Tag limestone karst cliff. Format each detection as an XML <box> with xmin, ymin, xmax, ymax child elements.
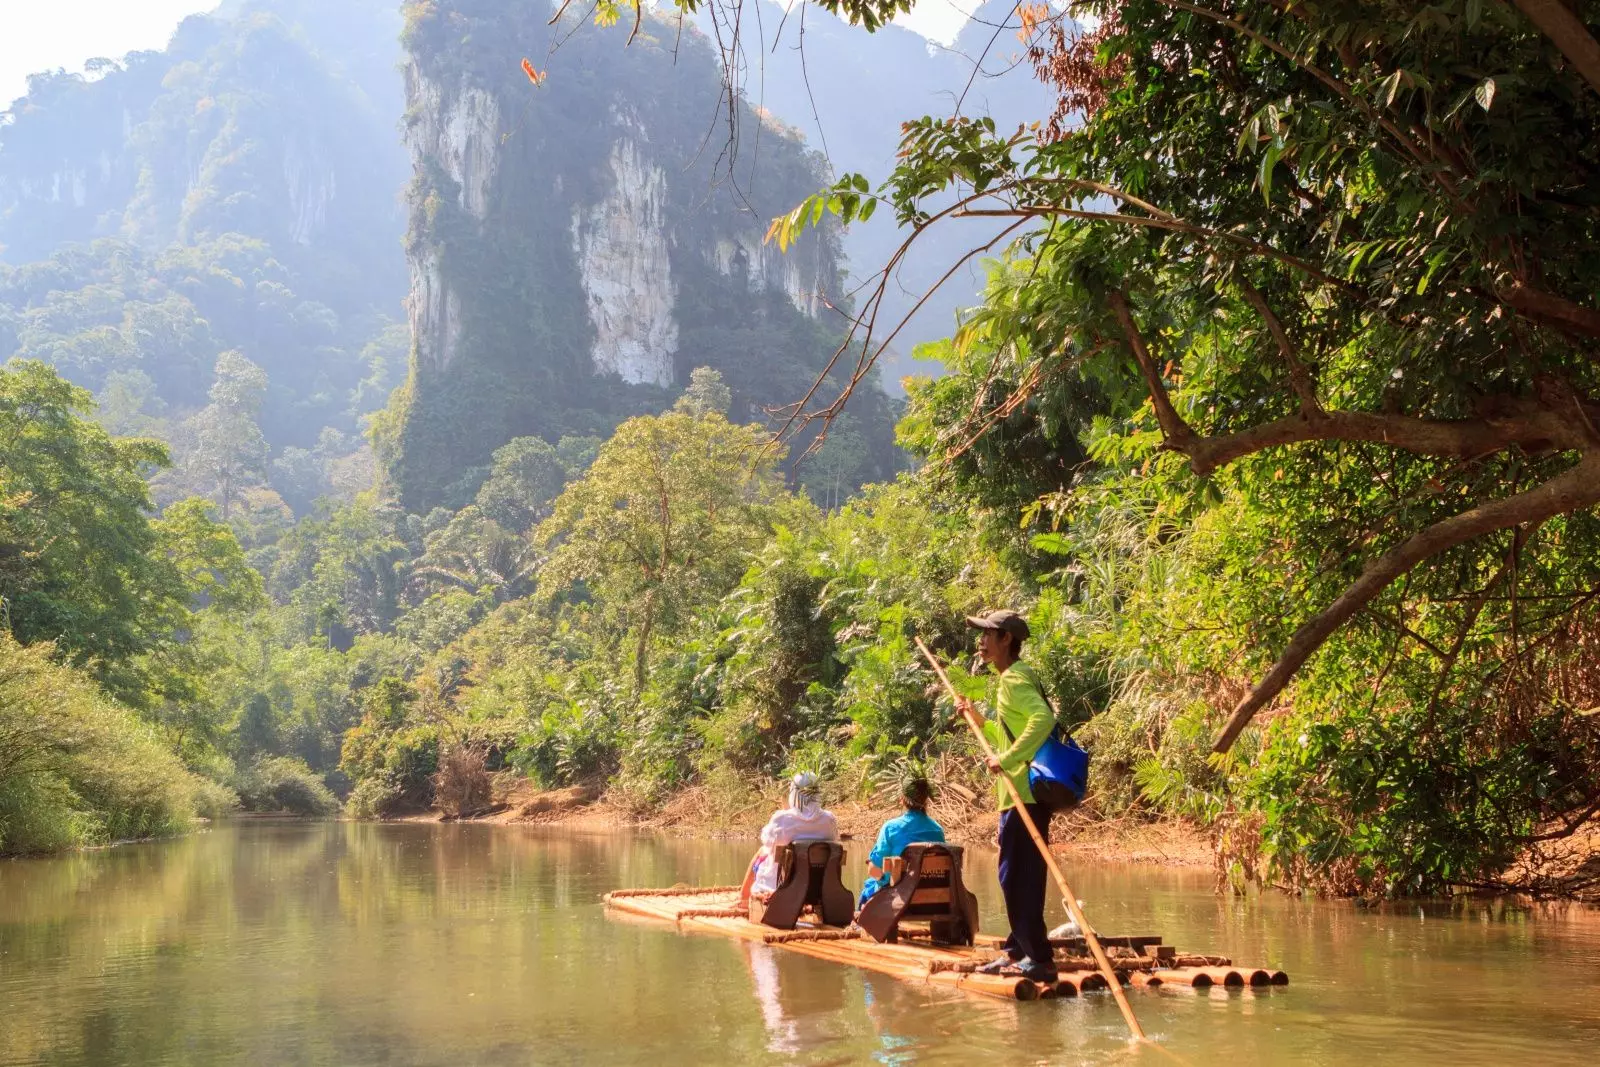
<box><xmin>381</xmin><ymin>0</ymin><xmax>890</xmax><ymax>512</ymax></box>
<box><xmin>2</xmin><ymin>0</ymin><xmax>903</xmax><ymax>516</ymax></box>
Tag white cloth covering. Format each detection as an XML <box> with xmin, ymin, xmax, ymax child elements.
<box><xmin>750</xmin><ymin>805</ymin><xmax>839</xmax><ymax>896</ymax></box>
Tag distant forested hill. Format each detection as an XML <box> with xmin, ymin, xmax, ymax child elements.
<box><xmin>0</xmin><ymin>0</ymin><xmax>409</xmax><ymax>517</ymax></box>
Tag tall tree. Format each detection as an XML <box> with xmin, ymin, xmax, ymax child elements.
<box><xmin>181</xmin><ymin>350</ymin><xmax>270</xmax><ymax>519</ymax></box>
<box><xmin>776</xmin><ymin>0</ymin><xmax>1600</xmax><ymax>746</ymax></box>
<box><xmin>0</xmin><ymin>360</ymin><xmax>258</xmax><ymax>705</ymax></box>
<box><xmin>538</xmin><ymin>410</ymin><xmax>788</xmax><ymax>690</ymax></box>
<box><xmin>473</xmin><ymin>437</ymin><xmax>568</xmax><ymax>533</ymax></box>
<box><xmin>799</xmin><ymin>413</ymin><xmax>868</xmax><ymax>512</ymax></box>
<box><xmin>0</xmin><ymin>360</ymin><xmax>174</xmax><ymax>699</ymax></box>
<box><xmin>737</xmin><ymin>0</ymin><xmax>1600</xmax><ymax>887</ymax></box>
<box><xmin>674</xmin><ymin>366</ymin><xmax>734</xmax><ymax>418</ymax></box>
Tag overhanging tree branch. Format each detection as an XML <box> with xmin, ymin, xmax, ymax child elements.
<box><xmin>1496</xmin><ymin>280</ymin><xmax>1600</xmax><ymax>340</ymax></box>
<box><xmin>1213</xmin><ymin>452</ymin><xmax>1600</xmax><ymax>752</ymax></box>
<box><xmin>1176</xmin><ymin>401</ymin><xmax>1591</xmax><ymax>476</ymax></box>
<box><xmin>1107</xmin><ymin>289</ymin><xmax>1198</xmax><ymax>445</ymax></box>
<box><xmin>1238</xmin><ymin>279</ymin><xmax>1322</xmax><ymax>416</ymax></box>
<box><xmin>955</xmin><ymin>205</ymin><xmax>1351</xmax><ymax>290</ymax></box>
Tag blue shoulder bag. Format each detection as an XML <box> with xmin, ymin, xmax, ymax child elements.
<box><xmin>999</xmin><ymin>691</ymin><xmax>1090</xmax><ymax>813</ymax></box>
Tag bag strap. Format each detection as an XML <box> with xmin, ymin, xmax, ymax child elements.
<box><xmin>995</xmin><ymin>666</ymin><xmax>1062</xmax><ymax>751</ymax></box>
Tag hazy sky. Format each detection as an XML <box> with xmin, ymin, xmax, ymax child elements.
<box><xmin>0</xmin><ymin>0</ymin><xmax>972</xmax><ymax>109</ymax></box>
<box><xmin>0</xmin><ymin>0</ymin><xmax>219</xmax><ymax>107</ymax></box>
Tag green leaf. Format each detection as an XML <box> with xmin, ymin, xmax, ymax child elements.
<box><xmin>1380</xmin><ymin>69</ymin><xmax>1404</xmax><ymax>107</ymax></box>
<box><xmin>1030</xmin><ymin>532</ymin><xmax>1073</xmax><ymax>556</ymax></box>
<box><xmin>1258</xmin><ymin>142</ymin><xmax>1282</xmax><ymax>205</ymax></box>
<box><xmin>1474</xmin><ymin>77</ymin><xmax>1496</xmax><ymax>111</ymax></box>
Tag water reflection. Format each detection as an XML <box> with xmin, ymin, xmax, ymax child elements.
<box><xmin>739</xmin><ymin>942</ymin><xmax>856</xmax><ymax>1056</ymax></box>
<box><xmin>2</xmin><ymin>823</ymin><xmax>1599</xmax><ymax>1066</ymax></box>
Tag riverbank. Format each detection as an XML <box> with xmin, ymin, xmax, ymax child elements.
<box><xmin>396</xmin><ymin>775</ymin><xmax>1216</xmax><ymax>870</ymax></box>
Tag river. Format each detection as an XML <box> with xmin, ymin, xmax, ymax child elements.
<box><xmin>1</xmin><ymin>822</ymin><xmax>1596</xmax><ymax>1065</ymax></box>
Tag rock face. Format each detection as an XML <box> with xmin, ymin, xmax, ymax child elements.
<box><xmin>402</xmin><ymin>51</ymin><xmax>834</xmax><ymax>389</ymax></box>
<box><xmin>405</xmin><ymin>66</ymin><xmax>502</xmax><ymax>224</ymax></box>
<box><xmin>402</xmin><ymin>60</ymin><xmax>504</xmax><ymax>375</ymax></box>
<box><xmin>712</xmin><ymin>232</ymin><xmax>828</xmax><ymax>319</ymax></box>
<box><xmin>571</xmin><ymin>134</ymin><xmax>678</xmax><ymax>387</ymax></box>
<box><xmin>388</xmin><ymin>4</ymin><xmax>847</xmax><ymax>511</ymax></box>
<box><xmin>282</xmin><ymin>139</ymin><xmax>339</xmax><ymax>247</ymax></box>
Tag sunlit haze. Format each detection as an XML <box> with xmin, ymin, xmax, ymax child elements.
<box><xmin>0</xmin><ymin>0</ymin><xmax>975</xmax><ymax>111</ymax></box>
<box><xmin>0</xmin><ymin>0</ymin><xmax>219</xmax><ymax>107</ymax></box>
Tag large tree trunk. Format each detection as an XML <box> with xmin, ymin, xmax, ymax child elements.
<box><xmin>633</xmin><ymin>588</ymin><xmax>655</xmax><ymax>695</ymax></box>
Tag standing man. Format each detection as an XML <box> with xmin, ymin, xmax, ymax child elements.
<box><xmin>955</xmin><ymin>609</ymin><xmax>1058</xmax><ymax>983</ymax></box>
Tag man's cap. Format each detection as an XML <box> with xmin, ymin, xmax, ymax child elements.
<box><xmin>964</xmin><ymin>609</ymin><xmax>1031</xmax><ymax>641</ymax></box>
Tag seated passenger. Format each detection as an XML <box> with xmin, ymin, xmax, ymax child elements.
<box><xmin>857</xmin><ymin>777</ymin><xmax>945</xmax><ymax>909</ymax></box>
<box><xmin>738</xmin><ymin>771</ymin><xmax>839</xmax><ymax>905</ymax></box>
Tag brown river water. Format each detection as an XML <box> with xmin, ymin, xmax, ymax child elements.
<box><xmin>2</xmin><ymin>821</ymin><xmax>1598</xmax><ymax>1065</ymax></box>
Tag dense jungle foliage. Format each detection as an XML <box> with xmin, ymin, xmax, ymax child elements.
<box><xmin>7</xmin><ymin>0</ymin><xmax>1600</xmax><ymax>904</ymax></box>
<box><xmin>763</xmin><ymin>0</ymin><xmax>1600</xmax><ymax>893</ymax></box>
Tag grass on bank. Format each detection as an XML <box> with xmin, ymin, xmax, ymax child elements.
<box><xmin>0</xmin><ymin>634</ymin><xmax>234</xmax><ymax>856</ymax></box>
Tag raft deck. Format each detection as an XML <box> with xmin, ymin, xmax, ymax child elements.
<box><xmin>604</xmin><ymin>886</ymin><xmax>1288</xmax><ymax>1002</ymax></box>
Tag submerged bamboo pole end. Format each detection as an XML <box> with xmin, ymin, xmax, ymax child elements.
<box><xmin>1157</xmin><ymin>968</ymin><xmax>1215</xmax><ymax>989</ymax></box>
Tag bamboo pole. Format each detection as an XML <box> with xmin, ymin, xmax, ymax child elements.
<box><xmin>915</xmin><ymin>637</ymin><xmax>1148</xmax><ymax>1043</ymax></box>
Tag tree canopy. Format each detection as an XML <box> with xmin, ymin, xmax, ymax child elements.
<box><xmin>778</xmin><ymin>0</ymin><xmax>1600</xmax><ymax>735</ymax></box>
<box><xmin>1</xmin><ymin>360</ymin><xmax>263</xmax><ymax>707</ymax></box>
<box><xmin>538</xmin><ymin>406</ymin><xmax>789</xmax><ymax>689</ymax></box>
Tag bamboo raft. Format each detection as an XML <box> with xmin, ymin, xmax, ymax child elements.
<box><xmin>604</xmin><ymin>886</ymin><xmax>1289</xmax><ymax>1002</ymax></box>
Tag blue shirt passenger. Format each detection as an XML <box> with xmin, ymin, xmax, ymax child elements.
<box><xmin>858</xmin><ymin>805</ymin><xmax>945</xmax><ymax>908</ymax></box>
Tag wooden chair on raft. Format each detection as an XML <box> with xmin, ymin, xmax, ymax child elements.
<box><xmin>856</xmin><ymin>842</ymin><xmax>980</xmax><ymax>946</ymax></box>
<box><xmin>749</xmin><ymin>839</ymin><xmax>855</xmax><ymax>929</ymax></box>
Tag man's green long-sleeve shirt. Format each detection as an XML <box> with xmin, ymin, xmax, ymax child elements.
<box><xmin>981</xmin><ymin>661</ymin><xmax>1056</xmax><ymax>811</ymax></box>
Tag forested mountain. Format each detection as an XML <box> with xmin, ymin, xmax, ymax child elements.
<box><xmin>1</xmin><ymin>0</ymin><xmax>1030</xmax><ymax>516</ymax></box>
<box><xmin>381</xmin><ymin>1</ymin><xmax>901</xmax><ymax>512</ymax></box>
<box><xmin>0</xmin><ymin>0</ymin><xmax>410</xmax><ymax>519</ymax></box>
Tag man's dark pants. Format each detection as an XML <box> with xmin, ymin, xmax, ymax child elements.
<box><xmin>997</xmin><ymin>801</ymin><xmax>1052</xmax><ymax>965</ymax></box>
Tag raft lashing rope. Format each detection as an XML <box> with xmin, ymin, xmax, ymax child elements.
<box><xmin>601</xmin><ymin>887</ymin><xmax>1289</xmax><ymax>1002</ymax></box>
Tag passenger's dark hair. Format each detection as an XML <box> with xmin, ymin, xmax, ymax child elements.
<box><xmin>902</xmin><ymin>777</ymin><xmax>934</xmax><ymax>811</ymax></box>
